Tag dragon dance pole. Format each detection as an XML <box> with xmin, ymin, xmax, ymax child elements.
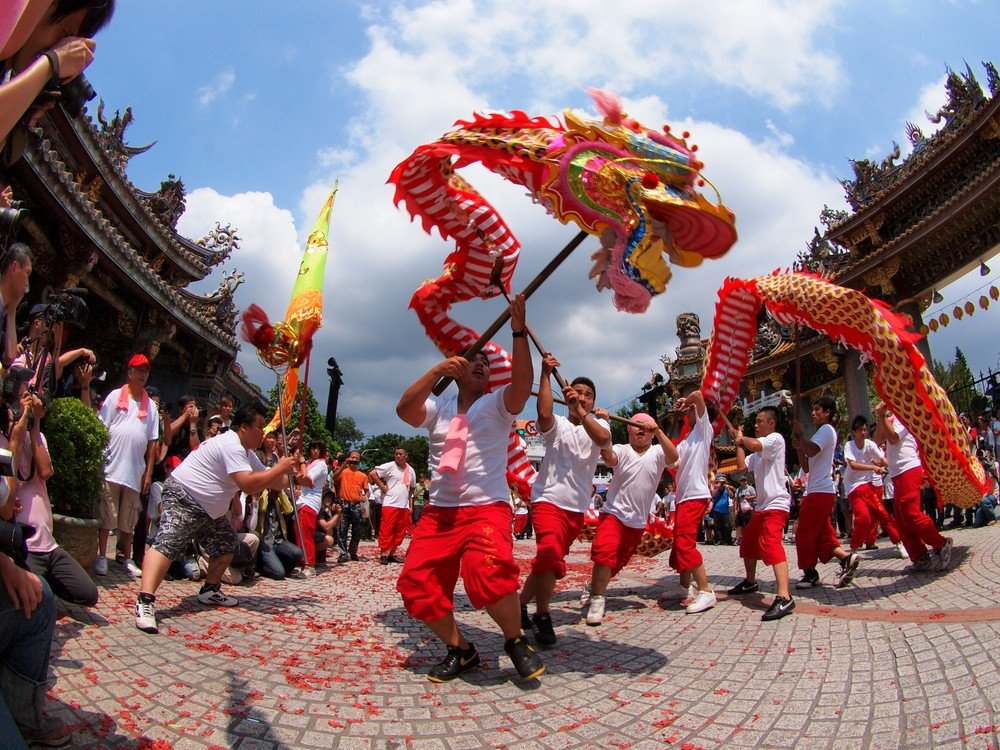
<box><xmin>299</xmin><ymin>351</ymin><xmax>311</xmax><ymax>439</ymax></box>
<box><xmin>274</xmin><ymin>369</ymin><xmax>307</xmax><ymax>566</ymax></box>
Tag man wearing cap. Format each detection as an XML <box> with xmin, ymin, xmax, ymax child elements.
<box><xmin>16</xmin><ymin>302</ymin><xmax>95</xmax><ymax>396</ymax></box>
<box><xmin>96</xmin><ymin>354</ymin><xmax>159</xmax><ymax>577</ymax></box>
<box><xmin>583</xmin><ymin>411</ymin><xmax>678</xmax><ymax>626</ymax></box>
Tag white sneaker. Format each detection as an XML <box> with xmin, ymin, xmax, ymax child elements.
<box><xmin>196</xmin><ymin>585</ymin><xmax>238</xmax><ymax>607</ymax></box>
<box><xmin>685</xmin><ymin>589</ymin><xmax>717</xmax><ymax>614</ymax></box>
<box><xmin>124</xmin><ymin>559</ymin><xmax>142</xmax><ymax>578</ymax></box>
<box><xmin>94</xmin><ymin>556</ymin><xmax>108</xmax><ymax>576</ymax></box>
<box><xmin>933</xmin><ymin>537</ymin><xmax>953</xmax><ymax>571</ymax></box>
<box><xmin>134</xmin><ymin>599</ymin><xmax>158</xmax><ymax>633</ymax></box>
<box><xmin>580</xmin><ymin>582</ymin><xmax>592</xmax><ymax>607</ymax></box>
<box><xmin>895</xmin><ymin>543</ymin><xmax>907</xmax><ymax>559</ymax></box>
<box><xmin>293</xmin><ymin>566</ymin><xmax>317</xmax><ymax>579</ymax></box>
<box><xmin>585</xmin><ymin>595</ymin><xmax>606</xmax><ymax>626</ymax></box>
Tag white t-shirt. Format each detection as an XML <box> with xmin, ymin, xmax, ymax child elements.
<box><xmin>674</xmin><ymin>407</ymin><xmax>713</xmax><ymax>504</ymax></box>
<box><xmin>804</xmin><ymin>423</ymin><xmax>837</xmax><ymax>495</ymax></box>
<box><xmin>843</xmin><ymin>439</ymin><xmax>884</xmax><ymax>496</ymax></box>
<box><xmin>885</xmin><ymin>414</ymin><xmax>921</xmax><ymax>477</ymax></box>
<box><xmin>423</xmin><ymin>388</ymin><xmax>516</xmax><ymax>507</ymax></box>
<box><xmin>746</xmin><ymin>432</ymin><xmax>791</xmax><ymax>512</ymax></box>
<box><xmin>737</xmin><ymin>484</ymin><xmax>757</xmax><ymax>511</ymax></box>
<box><xmin>531</xmin><ymin>414</ymin><xmax>610</xmax><ymax>513</ymax></box>
<box><xmin>171</xmin><ymin>430</ymin><xmax>266</xmax><ymax>518</ymax></box>
<box><xmin>99</xmin><ymin>386</ymin><xmax>160</xmax><ymax>491</ymax></box>
<box><xmin>602</xmin><ymin>444</ymin><xmax>666</xmax><ymax>529</ymax></box>
<box><xmin>376</xmin><ymin>461</ymin><xmax>414</xmax><ymax>510</ymax></box>
<box><xmin>297</xmin><ymin>459</ymin><xmax>328</xmax><ymax>513</ymax></box>
<box><xmin>665</xmin><ymin>491</ymin><xmax>676</xmax><ymax>513</ymax></box>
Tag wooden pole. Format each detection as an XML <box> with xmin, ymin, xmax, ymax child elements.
<box><xmin>432</xmin><ymin>230</ymin><xmax>588</xmax><ymax>395</ymax></box>
<box><xmin>529</xmin><ymin>390</ymin><xmax>656</xmax><ymax>429</ymax></box>
<box><xmin>299</xmin><ymin>351</ymin><xmax>310</xmax><ymax>439</ymax></box>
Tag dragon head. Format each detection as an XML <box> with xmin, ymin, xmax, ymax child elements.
<box><xmin>539</xmin><ymin>89</ymin><xmax>737</xmax><ymax>313</ymax></box>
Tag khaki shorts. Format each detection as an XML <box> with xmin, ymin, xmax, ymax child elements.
<box><xmin>99</xmin><ymin>481</ymin><xmax>141</xmax><ymax>532</ymax></box>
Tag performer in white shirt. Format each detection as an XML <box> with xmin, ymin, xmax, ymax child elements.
<box><xmin>843</xmin><ymin>415</ymin><xmax>904</xmax><ymax>557</ymax></box>
<box><xmin>790</xmin><ymin>397</ymin><xmax>860</xmax><ymax>589</ymax></box>
<box><xmin>728</xmin><ymin>407</ymin><xmax>795</xmax><ymax>621</ymax></box>
<box><xmin>520</xmin><ymin>354</ymin><xmax>610</xmax><ymax>646</ymax></box>
<box><xmin>370</xmin><ymin>447</ymin><xmax>415</xmax><ymax>565</ymax></box>
<box><xmin>582</xmin><ymin>412</ymin><xmax>678</xmax><ymax>626</ymax></box>
<box><xmin>873</xmin><ymin>402</ymin><xmax>953</xmax><ymax>572</ymax></box>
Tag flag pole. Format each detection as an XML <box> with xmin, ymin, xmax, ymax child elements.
<box><xmin>275</xmin><ymin>369</ymin><xmax>307</xmax><ymax>566</ymax></box>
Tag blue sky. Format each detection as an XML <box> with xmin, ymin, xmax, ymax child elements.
<box><xmin>82</xmin><ymin>1</ymin><xmax>1000</xmax><ymax>436</ymax></box>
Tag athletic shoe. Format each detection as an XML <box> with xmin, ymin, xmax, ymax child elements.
<box><xmin>795</xmin><ymin>568</ymin><xmax>820</xmax><ymax>589</ymax></box>
<box><xmin>836</xmin><ymin>552</ymin><xmax>861</xmax><ymax>588</ymax></box>
<box><xmin>337</xmin><ymin>553</ymin><xmax>350</xmax><ymax>563</ymax></box>
<box><xmin>580</xmin><ymin>581</ymin><xmax>592</xmax><ymax>607</ymax></box>
<box><xmin>531</xmin><ymin>612</ymin><xmax>557</xmax><ymax>647</ymax></box>
<box><xmin>379</xmin><ymin>556</ymin><xmax>390</xmax><ymax>565</ymax></box>
<box><xmin>906</xmin><ymin>554</ymin><xmax>934</xmax><ymax>573</ymax></box>
<box><xmin>685</xmin><ymin>589</ymin><xmax>717</xmax><ymax>614</ymax></box>
<box><xmin>504</xmin><ymin>636</ymin><xmax>545</xmax><ymax>679</ymax></box>
<box><xmin>196</xmin><ymin>584</ymin><xmax>238</xmax><ymax>607</ymax></box>
<box><xmin>520</xmin><ymin>605</ymin><xmax>532</xmax><ymax>631</ymax></box>
<box><xmin>298</xmin><ymin>566</ymin><xmax>317</xmax><ymax>578</ymax></box>
<box><xmin>726</xmin><ymin>579</ymin><xmax>760</xmax><ymax>596</ymax></box>
<box><xmin>22</xmin><ymin>719</ymin><xmax>72</xmax><ymax>747</ymax></box>
<box><xmin>388</xmin><ymin>555</ymin><xmax>406</xmax><ymax>564</ymax></box>
<box><xmin>761</xmin><ymin>596</ymin><xmax>795</xmax><ymax>621</ymax></box>
<box><xmin>114</xmin><ymin>551</ymin><xmax>125</xmax><ymax>565</ymax></box>
<box><xmin>933</xmin><ymin>537</ymin><xmax>953</xmax><ymax>571</ymax></box>
<box><xmin>124</xmin><ymin>559</ymin><xmax>142</xmax><ymax>578</ymax></box>
<box><xmin>135</xmin><ymin>598</ymin><xmax>158</xmax><ymax>634</ymax></box>
<box><xmin>895</xmin><ymin>543</ymin><xmax>907</xmax><ymax>559</ymax></box>
<box><xmin>585</xmin><ymin>595</ymin><xmax>606</xmax><ymax>626</ymax></box>
<box><xmin>94</xmin><ymin>556</ymin><xmax>108</xmax><ymax>576</ymax></box>
<box><xmin>660</xmin><ymin>583</ymin><xmax>694</xmax><ymax>601</ymax></box>
<box><xmin>427</xmin><ymin>643</ymin><xmax>480</xmax><ymax>683</ymax></box>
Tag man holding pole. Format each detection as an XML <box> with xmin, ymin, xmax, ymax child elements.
<box><xmin>519</xmin><ymin>354</ymin><xmax>610</xmax><ymax>646</ymax></box>
<box><xmin>134</xmin><ymin>403</ymin><xmax>297</xmax><ymax>634</ymax></box>
<box><xmin>395</xmin><ymin>294</ymin><xmax>545</xmax><ymax>683</ymax></box>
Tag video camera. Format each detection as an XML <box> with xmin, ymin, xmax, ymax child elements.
<box><xmin>38</xmin><ymin>287</ymin><xmax>89</xmax><ymax>328</ymax></box>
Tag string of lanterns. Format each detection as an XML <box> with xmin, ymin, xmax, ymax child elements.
<box><xmin>922</xmin><ymin>285</ymin><xmax>1000</xmax><ymax>333</ymax></box>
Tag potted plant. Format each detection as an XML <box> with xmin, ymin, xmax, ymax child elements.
<box><xmin>44</xmin><ymin>397</ymin><xmax>109</xmax><ymax>567</ymax></box>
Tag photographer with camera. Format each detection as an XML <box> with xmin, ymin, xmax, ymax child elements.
<box><xmin>1</xmin><ymin>0</ymin><xmax>115</xmax><ymax>162</ymax></box>
<box><xmin>0</xmin><ymin>243</ymin><xmax>31</xmax><ymax>368</ymax></box>
<box><xmin>15</xmin><ymin>301</ymin><xmax>94</xmax><ymax>395</ymax></box>
<box><xmin>95</xmin><ymin>353</ymin><xmax>158</xmax><ymax>577</ymax></box>
<box><xmin>0</xmin><ymin>389</ymin><xmax>98</xmax><ymax>608</ymax></box>
<box><xmin>163</xmin><ymin>395</ymin><xmax>202</xmax><ymax>462</ymax></box>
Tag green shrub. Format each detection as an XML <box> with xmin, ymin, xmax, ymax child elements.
<box><xmin>44</xmin><ymin>398</ymin><xmax>109</xmax><ymax>519</ymax></box>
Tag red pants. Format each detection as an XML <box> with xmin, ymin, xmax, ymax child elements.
<box><xmin>513</xmin><ymin>512</ymin><xmax>530</xmax><ymax>535</ymax></box>
<box><xmin>892</xmin><ymin>467</ymin><xmax>946</xmax><ymax>561</ymax></box>
<box><xmin>379</xmin><ymin>505</ymin><xmax>409</xmax><ymax>555</ymax></box>
<box><xmin>669</xmin><ymin>498</ymin><xmax>709</xmax><ymax>573</ymax></box>
<box><xmin>590</xmin><ymin>513</ymin><xmax>644</xmax><ymax>577</ymax></box>
<box><xmin>529</xmin><ymin>501</ymin><xmax>584</xmax><ymax>579</ymax></box>
<box><xmin>396</xmin><ymin>502</ymin><xmax>519</xmax><ymax>622</ymax></box>
<box><xmin>795</xmin><ymin>492</ymin><xmax>839</xmax><ymax>571</ymax></box>
<box><xmin>296</xmin><ymin>505</ymin><xmax>318</xmax><ymax>566</ymax></box>
<box><xmin>739</xmin><ymin>509</ymin><xmax>789</xmax><ymax>566</ymax></box>
<box><xmin>849</xmin><ymin>484</ymin><xmax>900</xmax><ymax>549</ymax></box>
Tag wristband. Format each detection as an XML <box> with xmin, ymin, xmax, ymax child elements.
<box><xmin>42</xmin><ymin>50</ymin><xmax>60</xmax><ymax>86</ymax></box>
<box><xmin>512</xmin><ymin>329</ymin><xmax>526</xmax><ymax>338</ymax></box>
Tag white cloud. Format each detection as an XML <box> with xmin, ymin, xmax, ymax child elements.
<box><xmin>196</xmin><ymin>70</ymin><xmax>236</xmax><ymax>108</ymax></box>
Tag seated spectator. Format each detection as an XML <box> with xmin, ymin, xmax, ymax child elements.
<box><xmin>314</xmin><ymin>491</ymin><xmax>340</xmax><ymax>566</ymax></box>
<box><xmin>255</xmin><ymin>432</ymin><xmax>302</xmax><ymax>580</ymax></box>
<box><xmin>0</xmin><ymin>392</ymin><xmax>97</xmax><ymax>606</ymax></box>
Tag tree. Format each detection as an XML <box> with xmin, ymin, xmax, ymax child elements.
<box><xmin>332</xmin><ymin>415</ymin><xmax>365</xmax><ymax>454</ymax></box>
<box><xmin>610</xmin><ymin>399</ymin><xmax>642</xmax><ymax>446</ymax></box>
<box><xmin>266</xmin><ymin>384</ymin><xmax>334</xmax><ymax>450</ymax></box>
<box><xmin>359</xmin><ymin>432</ymin><xmax>430</xmax><ymax>478</ymax></box>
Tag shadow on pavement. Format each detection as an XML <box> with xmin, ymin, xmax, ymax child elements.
<box><xmin>225</xmin><ymin>670</ymin><xmax>293</xmax><ymax>750</ymax></box>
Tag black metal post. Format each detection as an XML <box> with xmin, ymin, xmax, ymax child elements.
<box><xmin>325</xmin><ymin>357</ymin><xmax>343</xmax><ymax>436</ymax></box>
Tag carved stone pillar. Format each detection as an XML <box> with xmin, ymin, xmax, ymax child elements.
<box><xmin>838</xmin><ymin>347</ymin><xmax>872</xmax><ymax>423</ymax></box>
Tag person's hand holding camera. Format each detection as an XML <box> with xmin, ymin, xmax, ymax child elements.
<box><xmin>74</xmin><ymin>361</ymin><xmax>93</xmax><ymax>389</ymax></box>
<box><xmin>49</xmin><ymin>36</ymin><xmax>96</xmax><ymax>83</ymax></box>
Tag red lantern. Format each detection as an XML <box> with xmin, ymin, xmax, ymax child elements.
<box><xmin>929</xmin><ymin>319</ymin><xmax>939</xmax><ymax>332</ymax></box>
<box><xmin>980</xmin><ymin>295</ymin><xmax>990</xmax><ymax>310</ymax></box>
<box><xmin>965</xmin><ymin>301</ymin><xmax>975</xmax><ymax>315</ymax></box>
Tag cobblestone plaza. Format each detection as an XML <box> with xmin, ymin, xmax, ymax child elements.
<box><xmin>48</xmin><ymin>527</ymin><xmax>999</xmax><ymax>750</ymax></box>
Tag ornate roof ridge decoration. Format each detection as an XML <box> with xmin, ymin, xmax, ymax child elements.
<box><xmin>95</xmin><ymin>100</ymin><xmax>155</xmax><ymax>172</ymax></box>
<box><xmin>135</xmin><ymin>173</ymin><xmax>185</xmax><ymax>231</ymax></box>
<box><xmin>177</xmin><ymin>267</ymin><xmax>245</xmax><ymax>335</ymax></box>
<box><xmin>192</xmin><ymin>222</ymin><xmax>241</xmax><ymax>268</ymax></box>
<box><xmin>65</xmin><ymin>106</ymin><xmax>213</xmax><ymax>279</ymax></box>
<box><xmin>835</xmin><ymin>62</ymin><xmax>997</xmax><ymax>214</ymax></box>
<box><xmin>27</xmin><ymin>135</ymin><xmax>238</xmax><ymax>353</ymax></box>
<box><xmin>792</xmin><ymin>226</ymin><xmax>852</xmax><ymax>276</ymax></box>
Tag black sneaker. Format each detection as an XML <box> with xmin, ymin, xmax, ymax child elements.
<box><xmin>427</xmin><ymin>643</ymin><xmax>480</xmax><ymax>683</ymax></box>
<box><xmin>379</xmin><ymin>556</ymin><xmax>390</xmax><ymax>565</ymax></box>
<box><xmin>337</xmin><ymin>553</ymin><xmax>350</xmax><ymax>564</ymax></box>
<box><xmin>531</xmin><ymin>612</ymin><xmax>557</xmax><ymax>647</ymax></box>
<box><xmin>762</xmin><ymin>596</ymin><xmax>795</xmax><ymax>621</ymax></box>
<box><xmin>520</xmin><ymin>605</ymin><xmax>532</xmax><ymax>631</ymax></box>
<box><xmin>388</xmin><ymin>554</ymin><xmax>406</xmax><ymax>564</ymax></box>
<box><xmin>795</xmin><ymin>568</ymin><xmax>820</xmax><ymax>589</ymax></box>
<box><xmin>836</xmin><ymin>552</ymin><xmax>861</xmax><ymax>588</ymax></box>
<box><xmin>726</xmin><ymin>579</ymin><xmax>760</xmax><ymax>596</ymax></box>
<box><xmin>504</xmin><ymin>636</ymin><xmax>545</xmax><ymax>680</ymax></box>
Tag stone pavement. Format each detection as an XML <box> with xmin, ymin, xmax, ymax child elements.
<box><xmin>45</xmin><ymin>526</ymin><xmax>1000</xmax><ymax>750</ymax></box>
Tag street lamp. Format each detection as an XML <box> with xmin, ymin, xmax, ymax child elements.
<box><xmin>325</xmin><ymin>357</ymin><xmax>343</xmax><ymax>436</ymax></box>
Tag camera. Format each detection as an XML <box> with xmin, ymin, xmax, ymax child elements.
<box><xmin>40</xmin><ymin>288</ymin><xmax>89</xmax><ymax>328</ymax></box>
<box><xmin>0</xmin><ymin>518</ymin><xmax>33</xmax><ymax>564</ymax></box>
<box><xmin>0</xmin><ymin>200</ymin><xmax>27</xmax><ymax>243</ymax></box>
<box><xmin>53</xmin><ymin>73</ymin><xmax>96</xmax><ymax>118</ymax></box>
